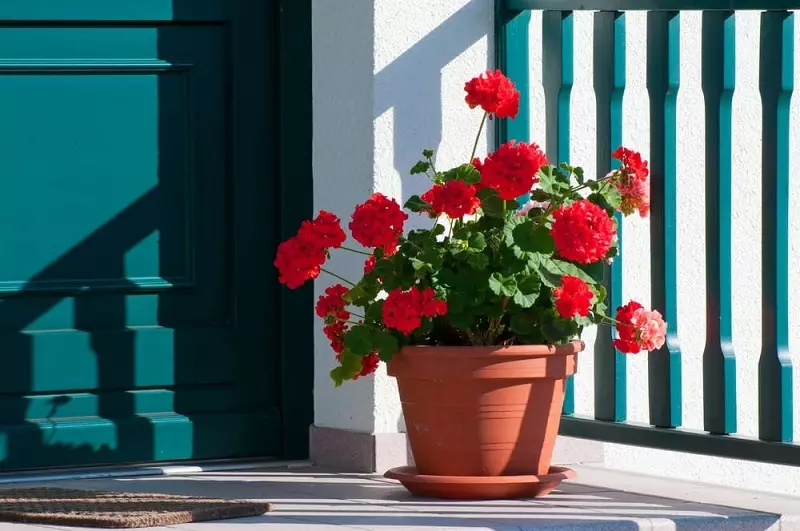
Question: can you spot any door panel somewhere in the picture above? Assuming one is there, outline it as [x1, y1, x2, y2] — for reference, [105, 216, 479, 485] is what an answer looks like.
[0, 1, 280, 470]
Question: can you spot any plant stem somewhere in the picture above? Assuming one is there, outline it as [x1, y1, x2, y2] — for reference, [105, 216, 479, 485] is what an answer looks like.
[339, 245, 372, 256]
[321, 268, 356, 287]
[469, 112, 489, 163]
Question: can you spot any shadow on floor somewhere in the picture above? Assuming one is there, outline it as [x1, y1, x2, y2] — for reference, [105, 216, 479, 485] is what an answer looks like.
[7, 467, 781, 530]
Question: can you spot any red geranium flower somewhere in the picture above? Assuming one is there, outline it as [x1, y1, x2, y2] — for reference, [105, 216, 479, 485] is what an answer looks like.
[364, 255, 377, 274]
[349, 193, 408, 253]
[274, 235, 326, 289]
[421, 180, 481, 218]
[464, 70, 520, 119]
[297, 210, 347, 250]
[550, 200, 616, 264]
[611, 147, 650, 218]
[612, 301, 667, 354]
[355, 353, 380, 379]
[315, 284, 350, 321]
[552, 276, 594, 318]
[476, 141, 548, 200]
[382, 286, 447, 335]
[323, 321, 348, 356]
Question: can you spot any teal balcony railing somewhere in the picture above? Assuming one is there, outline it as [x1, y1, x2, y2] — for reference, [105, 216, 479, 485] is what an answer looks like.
[496, 0, 800, 465]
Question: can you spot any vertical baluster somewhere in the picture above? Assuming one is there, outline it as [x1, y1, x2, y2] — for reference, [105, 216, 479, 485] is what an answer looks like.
[542, 10, 576, 415]
[758, 11, 794, 443]
[702, 11, 737, 436]
[593, 10, 626, 422]
[495, 5, 531, 146]
[646, 11, 683, 428]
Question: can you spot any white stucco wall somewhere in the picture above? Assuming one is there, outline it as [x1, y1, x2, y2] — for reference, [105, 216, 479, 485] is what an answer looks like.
[313, 0, 800, 494]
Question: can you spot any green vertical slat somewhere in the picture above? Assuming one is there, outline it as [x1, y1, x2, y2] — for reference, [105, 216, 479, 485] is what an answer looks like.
[542, 10, 575, 415]
[646, 11, 682, 429]
[495, 6, 531, 146]
[758, 11, 794, 443]
[701, 10, 737, 436]
[593, 10, 626, 422]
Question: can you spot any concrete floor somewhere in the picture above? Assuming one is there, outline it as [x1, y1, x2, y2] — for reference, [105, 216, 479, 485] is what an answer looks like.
[1, 463, 799, 530]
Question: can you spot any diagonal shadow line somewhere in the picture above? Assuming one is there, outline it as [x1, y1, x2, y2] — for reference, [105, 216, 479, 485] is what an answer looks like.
[0, 186, 159, 330]
[373, 0, 492, 215]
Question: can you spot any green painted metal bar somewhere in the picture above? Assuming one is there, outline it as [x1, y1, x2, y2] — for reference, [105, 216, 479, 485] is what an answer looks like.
[646, 11, 682, 429]
[561, 416, 800, 466]
[701, 11, 737, 436]
[495, 5, 531, 146]
[593, 11, 626, 423]
[504, 0, 800, 11]
[758, 11, 794, 443]
[541, 11, 575, 415]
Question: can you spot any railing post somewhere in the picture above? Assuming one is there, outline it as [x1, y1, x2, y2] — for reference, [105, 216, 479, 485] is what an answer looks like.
[495, 2, 531, 147]
[758, 10, 794, 443]
[593, 10, 627, 423]
[701, 10, 737, 436]
[646, 10, 683, 429]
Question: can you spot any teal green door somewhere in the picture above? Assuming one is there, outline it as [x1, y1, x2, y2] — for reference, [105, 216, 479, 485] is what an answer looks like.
[0, 1, 282, 470]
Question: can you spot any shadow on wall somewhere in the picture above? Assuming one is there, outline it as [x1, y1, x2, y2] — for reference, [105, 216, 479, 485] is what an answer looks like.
[373, 0, 493, 219]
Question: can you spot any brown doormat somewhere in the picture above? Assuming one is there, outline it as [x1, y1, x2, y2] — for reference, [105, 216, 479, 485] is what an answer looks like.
[0, 487, 272, 528]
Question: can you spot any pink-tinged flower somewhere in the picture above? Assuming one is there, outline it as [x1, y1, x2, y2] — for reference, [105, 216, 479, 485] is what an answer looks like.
[630, 308, 667, 351]
[612, 301, 667, 354]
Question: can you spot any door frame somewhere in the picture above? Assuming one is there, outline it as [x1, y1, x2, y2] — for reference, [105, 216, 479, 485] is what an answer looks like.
[277, 0, 314, 459]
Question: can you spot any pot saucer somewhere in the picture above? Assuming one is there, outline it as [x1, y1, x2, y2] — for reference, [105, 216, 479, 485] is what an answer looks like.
[384, 466, 575, 500]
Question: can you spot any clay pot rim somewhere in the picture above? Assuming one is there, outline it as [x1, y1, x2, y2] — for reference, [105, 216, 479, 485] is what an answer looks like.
[398, 340, 584, 358]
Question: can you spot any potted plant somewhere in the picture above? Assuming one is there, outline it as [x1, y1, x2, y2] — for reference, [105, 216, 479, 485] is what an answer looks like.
[274, 70, 665, 499]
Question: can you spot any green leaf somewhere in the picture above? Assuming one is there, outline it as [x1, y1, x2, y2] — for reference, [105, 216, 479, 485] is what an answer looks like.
[503, 216, 528, 247]
[443, 163, 481, 184]
[344, 325, 373, 356]
[538, 165, 570, 195]
[365, 300, 384, 324]
[477, 187, 506, 218]
[511, 219, 555, 254]
[410, 160, 431, 175]
[513, 276, 541, 308]
[372, 329, 400, 362]
[422, 149, 434, 158]
[529, 189, 553, 202]
[467, 232, 487, 251]
[603, 184, 623, 210]
[330, 350, 364, 387]
[467, 253, 490, 270]
[540, 313, 580, 343]
[489, 273, 517, 297]
[578, 261, 605, 283]
[587, 192, 615, 216]
[404, 194, 432, 213]
[574, 166, 585, 185]
[541, 257, 597, 284]
[510, 312, 536, 335]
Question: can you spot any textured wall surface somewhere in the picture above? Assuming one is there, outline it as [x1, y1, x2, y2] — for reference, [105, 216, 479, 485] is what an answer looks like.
[312, 0, 800, 493]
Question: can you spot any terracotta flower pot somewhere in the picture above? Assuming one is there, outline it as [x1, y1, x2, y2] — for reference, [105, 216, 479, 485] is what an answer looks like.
[387, 342, 582, 482]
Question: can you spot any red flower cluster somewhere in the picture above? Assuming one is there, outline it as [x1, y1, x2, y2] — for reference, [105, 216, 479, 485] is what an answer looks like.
[552, 276, 594, 318]
[323, 321, 348, 355]
[421, 180, 481, 218]
[464, 70, 520, 119]
[364, 255, 377, 274]
[349, 193, 408, 253]
[323, 321, 379, 379]
[550, 200, 616, 264]
[382, 286, 448, 335]
[356, 353, 380, 379]
[612, 301, 667, 354]
[274, 211, 346, 289]
[298, 210, 347, 249]
[611, 147, 650, 218]
[316, 284, 350, 322]
[476, 141, 548, 200]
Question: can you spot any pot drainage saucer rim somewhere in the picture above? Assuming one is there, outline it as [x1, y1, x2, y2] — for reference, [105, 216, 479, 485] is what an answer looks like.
[384, 466, 575, 500]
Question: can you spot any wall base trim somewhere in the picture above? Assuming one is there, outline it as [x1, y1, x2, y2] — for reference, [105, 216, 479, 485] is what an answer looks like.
[310, 426, 604, 473]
